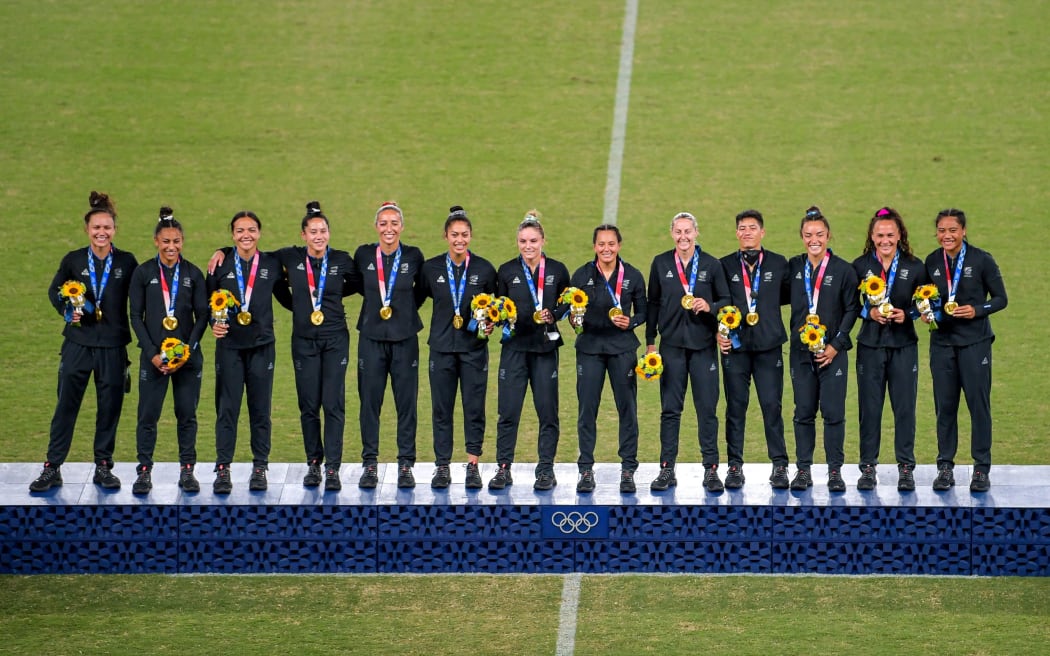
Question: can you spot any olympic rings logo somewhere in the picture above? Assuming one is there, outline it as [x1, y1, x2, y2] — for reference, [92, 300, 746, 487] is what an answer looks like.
[550, 511, 600, 535]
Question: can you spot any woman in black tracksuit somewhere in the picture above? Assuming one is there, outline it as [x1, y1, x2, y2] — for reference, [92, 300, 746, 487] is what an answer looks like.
[570, 224, 647, 494]
[30, 192, 138, 493]
[207, 210, 292, 494]
[787, 206, 860, 492]
[129, 207, 209, 495]
[851, 207, 927, 492]
[418, 206, 498, 490]
[489, 212, 571, 492]
[924, 208, 1007, 493]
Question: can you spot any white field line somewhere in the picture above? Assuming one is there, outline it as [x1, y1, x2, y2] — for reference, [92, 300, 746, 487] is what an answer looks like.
[555, 572, 583, 656]
[601, 0, 639, 226]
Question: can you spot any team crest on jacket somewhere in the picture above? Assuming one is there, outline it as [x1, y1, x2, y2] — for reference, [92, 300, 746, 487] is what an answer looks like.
[469, 275, 479, 284]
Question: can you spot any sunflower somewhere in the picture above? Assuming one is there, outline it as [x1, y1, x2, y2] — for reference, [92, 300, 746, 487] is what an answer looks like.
[722, 311, 740, 329]
[471, 293, 493, 311]
[861, 275, 885, 297]
[160, 337, 190, 371]
[645, 353, 661, 368]
[558, 287, 588, 308]
[487, 305, 501, 323]
[210, 289, 239, 311]
[60, 280, 85, 298]
[636, 352, 664, 381]
[912, 284, 939, 302]
[501, 297, 517, 319]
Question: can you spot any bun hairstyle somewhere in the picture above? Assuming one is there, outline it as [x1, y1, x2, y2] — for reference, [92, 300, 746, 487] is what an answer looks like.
[518, 209, 545, 238]
[230, 210, 262, 231]
[800, 205, 830, 234]
[83, 191, 116, 223]
[863, 206, 912, 258]
[154, 205, 183, 236]
[592, 223, 622, 244]
[936, 207, 967, 229]
[444, 205, 472, 234]
[301, 200, 329, 230]
[375, 200, 403, 225]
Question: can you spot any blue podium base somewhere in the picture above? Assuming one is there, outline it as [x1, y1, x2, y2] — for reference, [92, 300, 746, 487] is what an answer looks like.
[2, 462, 1048, 575]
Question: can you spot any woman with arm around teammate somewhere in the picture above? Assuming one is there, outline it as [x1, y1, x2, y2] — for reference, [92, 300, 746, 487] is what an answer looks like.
[924, 208, 1007, 492]
[128, 207, 210, 494]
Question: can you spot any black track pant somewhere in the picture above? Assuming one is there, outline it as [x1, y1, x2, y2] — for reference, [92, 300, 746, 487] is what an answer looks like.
[358, 336, 418, 466]
[576, 350, 638, 472]
[429, 348, 488, 465]
[46, 341, 128, 466]
[856, 343, 917, 468]
[721, 347, 788, 468]
[495, 348, 560, 476]
[214, 342, 275, 467]
[136, 349, 203, 467]
[790, 348, 848, 469]
[293, 332, 349, 469]
[930, 340, 993, 474]
[658, 344, 720, 467]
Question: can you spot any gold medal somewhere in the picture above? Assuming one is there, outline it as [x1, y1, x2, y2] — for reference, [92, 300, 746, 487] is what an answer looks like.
[379, 306, 393, 320]
[95, 308, 103, 321]
[533, 310, 545, 324]
[236, 311, 252, 326]
[746, 312, 759, 326]
[944, 301, 958, 315]
[680, 294, 695, 310]
[878, 302, 894, 317]
[608, 307, 623, 320]
[162, 316, 179, 331]
[806, 313, 820, 325]
[310, 310, 324, 326]
[453, 315, 464, 329]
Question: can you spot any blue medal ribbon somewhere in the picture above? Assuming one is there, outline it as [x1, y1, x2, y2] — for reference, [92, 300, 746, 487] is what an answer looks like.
[446, 252, 469, 319]
[377, 245, 402, 309]
[88, 248, 112, 315]
[596, 257, 625, 311]
[945, 243, 967, 304]
[520, 254, 545, 313]
[157, 255, 181, 320]
[306, 248, 329, 313]
[739, 250, 763, 315]
[233, 252, 260, 313]
[803, 250, 831, 315]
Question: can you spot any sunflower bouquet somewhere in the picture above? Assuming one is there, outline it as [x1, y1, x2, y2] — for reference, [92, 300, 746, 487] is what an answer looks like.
[59, 280, 88, 326]
[559, 287, 588, 334]
[468, 292, 496, 339]
[912, 284, 940, 331]
[492, 295, 518, 341]
[635, 352, 664, 381]
[159, 337, 191, 372]
[799, 320, 828, 354]
[717, 305, 743, 350]
[859, 274, 892, 318]
[209, 289, 240, 324]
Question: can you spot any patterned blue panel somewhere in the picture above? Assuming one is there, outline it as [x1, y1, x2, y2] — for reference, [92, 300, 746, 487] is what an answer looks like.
[608, 505, 770, 540]
[773, 506, 969, 541]
[378, 505, 540, 539]
[972, 508, 1050, 543]
[972, 544, 1050, 576]
[0, 540, 178, 574]
[377, 540, 574, 573]
[575, 540, 769, 573]
[0, 505, 178, 540]
[541, 507, 609, 539]
[178, 506, 377, 539]
[179, 540, 375, 573]
[771, 541, 970, 575]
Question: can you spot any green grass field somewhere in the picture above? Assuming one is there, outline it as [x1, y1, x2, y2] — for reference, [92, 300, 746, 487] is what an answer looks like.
[1, 0, 1048, 652]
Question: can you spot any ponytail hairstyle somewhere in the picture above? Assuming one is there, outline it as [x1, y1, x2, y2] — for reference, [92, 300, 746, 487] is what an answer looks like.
[863, 206, 912, 258]
[230, 210, 261, 231]
[154, 206, 183, 236]
[444, 205, 472, 234]
[799, 205, 830, 235]
[375, 200, 403, 225]
[592, 223, 622, 244]
[518, 209, 544, 238]
[302, 200, 328, 230]
[936, 207, 967, 229]
[84, 191, 116, 223]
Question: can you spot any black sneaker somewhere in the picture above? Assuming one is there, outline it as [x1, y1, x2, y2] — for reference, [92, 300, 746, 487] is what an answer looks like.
[534, 471, 557, 491]
[576, 470, 595, 493]
[620, 469, 636, 494]
[970, 470, 990, 493]
[828, 468, 846, 492]
[303, 460, 322, 487]
[93, 460, 121, 489]
[650, 464, 677, 491]
[132, 466, 152, 495]
[897, 464, 915, 492]
[857, 464, 877, 490]
[358, 464, 378, 489]
[488, 463, 513, 490]
[769, 465, 790, 489]
[325, 468, 342, 491]
[933, 467, 955, 491]
[397, 465, 415, 489]
[249, 466, 268, 491]
[464, 462, 483, 489]
[724, 465, 745, 489]
[29, 463, 62, 492]
[178, 464, 200, 493]
[431, 465, 451, 489]
[213, 464, 232, 494]
[790, 468, 813, 490]
[703, 465, 724, 493]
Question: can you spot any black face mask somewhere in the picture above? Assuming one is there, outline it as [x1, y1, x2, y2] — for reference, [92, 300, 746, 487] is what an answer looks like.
[741, 249, 761, 266]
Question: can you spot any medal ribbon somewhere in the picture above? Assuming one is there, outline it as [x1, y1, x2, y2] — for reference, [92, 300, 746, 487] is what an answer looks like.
[375, 244, 402, 309]
[596, 258, 625, 310]
[739, 250, 764, 315]
[157, 255, 181, 321]
[803, 250, 831, 315]
[521, 254, 546, 313]
[234, 251, 260, 313]
[305, 248, 329, 313]
[446, 252, 470, 317]
[942, 243, 967, 304]
[674, 248, 699, 298]
[88, 248, 113, 311]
